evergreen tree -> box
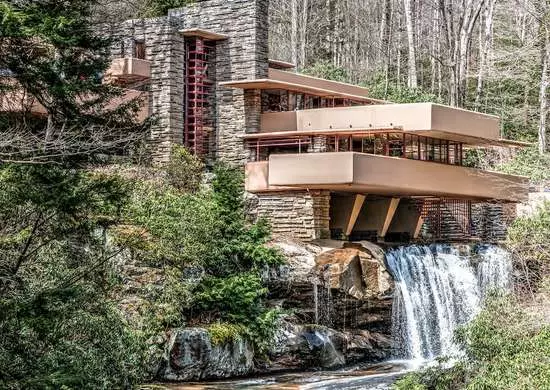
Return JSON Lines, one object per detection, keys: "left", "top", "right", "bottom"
{"left": 0, "top": 0, "right": 147, "bottom": 164}
{"left": 0, "top": 1, "right": 149, "bottom": 388}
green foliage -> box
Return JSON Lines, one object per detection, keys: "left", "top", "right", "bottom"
{"left": 137, "top": 0, "right": 193, "bottom": 17}
{"left": 165, "top": 145, "right": 204, "bottom": 193}
{"left": 302, "top": 60, "right": 350, "bottom": 82}
{"left": 506, "top": 201, "right": 550, "bottom": 291}
{"left": 0, "top": 165, "right": 146, "bottom": 389}
{"left": 498, "top": 146, "right": 550, "bottom": 186}
{"left": 393, "top": 373, "right": 427, "bottom": 390}
{"left": 365, "top": 76, "right": 442, "bottom": 103}
{"left": 394, "top": 361, "right": 469, "bottom": 390}
{"left": 204, "top": 164, "right": 284, "bottom": 276}
{"left": 0, "top": 0, "right": 147, "bottom": 164}
{"left": 207, "top": 322, "right": 246, "bottom": 345}
{"left": 122, "top": 163, "right": 283, "bottom": 356}
{"left": 462, "top": 148, "right": 486, "bottom": 169}
{"left": 123, "top": 181, "right": 217, "bottom": 267}
{"left": 140, "top": 266, "right": 194, "bottom": 330}
{"left": 0, "top": 288, "right": 144, "bottom": 390}
{"left": 246, "top": 308, "right": 282, "bottom": 356}
{"left": 193, "top": 273, "right": 267, "bottom": 323}
{"left": 193, "top": 273, "right": 281, "bottom": 355}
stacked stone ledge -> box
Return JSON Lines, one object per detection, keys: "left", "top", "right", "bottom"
{"left": 253, "top": 190, "right": 331, "bottom": 241}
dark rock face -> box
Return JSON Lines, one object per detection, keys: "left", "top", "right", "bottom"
{"left": 159, "top": 328, "right": 254, "bottom": 381}
{"left": 266, "top": 321, "right": 392, "bottom": 371}
{"left": 266, "top": 239, "right": 394, "bottom": 336}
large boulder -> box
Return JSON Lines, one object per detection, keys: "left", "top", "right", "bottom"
{"left": 159, "top": 328, "right": 254, "bottom": 381}
{"left": 266, "top": 321, "right": 392, "bottom": 371}
{"left": 264, "top": 238, "right": 322, "bottom": 285}
{"left": 315, "top": 242, "right": 393, "bottom": 300}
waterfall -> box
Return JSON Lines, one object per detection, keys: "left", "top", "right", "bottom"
{"left": 387, "top": 244, "right": 511, "bottom": 362}
{"left": 313, "top": 265, "right": 334, "bottom": 327}
{"left": 476, "top": 244, "right": 512, "bottom": 297}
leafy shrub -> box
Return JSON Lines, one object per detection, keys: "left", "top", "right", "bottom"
{"left": 123, "top": 181, "right": 217, "bottom": 267}
{"left": 193, "top": 273, "right": 267, "bottom": 323}
{"left": 246, "top": 308, "right": 282, "bottom": 356}
{"left": 0, "top": 166, "right": 146, "bottom": 390}
{"left": 121, "top": 163, "right": 283, "bottom": 357}
{"left": 140, "top": 266, "right": 195, "bottom": 330}
{"left": 0, "top": 288, "right": 145, "bottom": 390}
{"left": 207, "top": 322, "right": 246, "bottom": 345}
{"left": 204, "top": 164, "right": 284, "bottom": 276}
{"left": 165, "top": 145, "right": 204, "bottom": 193}
{"left": 192, "top": 273, "right": 281, "bottom": 355}
{"left": 393, "top": 373, "right": 427, "bottom": 390}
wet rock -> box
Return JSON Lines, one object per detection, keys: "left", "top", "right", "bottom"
{"left": 345, "top": 329, "right": 392, "bottom": 362}
{"left": 159, "top": 328, "right": 254, "bottom": 381}
{"left": 268, "top": 322, "right": 344, "bottom": 370}
{"left": 316, "top": 247, "right": 366, "bottom": 300}
{"left": 267, "top": 321, "right": 391, "bottom": 371}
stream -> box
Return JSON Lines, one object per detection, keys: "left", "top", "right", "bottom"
{"left": 161, "top": 360, "right": 415, "bottom": 389}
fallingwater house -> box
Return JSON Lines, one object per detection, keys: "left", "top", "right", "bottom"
{"left": 3, "top": 0, "right": 529, "bottom": 243}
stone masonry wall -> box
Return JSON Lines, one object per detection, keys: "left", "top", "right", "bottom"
{"left": 252, "top": 191, "right": 331, "bottom": 241}
{"left": 170, "top": 0, "right": 269, "bottom": 165}
{"left": 107, "top": 0, "right": 269, "bottom": 164}
{"left": 107, "top": 17, "right": 185, "bottom": 163}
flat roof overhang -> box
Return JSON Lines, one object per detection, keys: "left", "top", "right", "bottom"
{"left": 268, "top": 59, "right": 296, "bottom": 69}
{"left": 179, "top": 28, "right": 228, "bottom": 41}
{"left": 245, "top": 152, "right": 529, "bottom": 203}
{"left": 220, "top": 68, "right": 386, "bottom": 104}
{"left": 252, "top": 103, "right": 520, "bottom": 147}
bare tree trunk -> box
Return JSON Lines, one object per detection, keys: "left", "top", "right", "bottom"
{"left": 381, "top": 0, "right": 392, "bottom": 97}
{"left": 475, "top": 0, "right": 496, "bottom": 108}
{"left": 430, "top": 7, "right": 438, "bottom": 93}
{"left": 539, "top": 20, "right": 550, "bottom": 154}
{"left": 403, "top": 0, "right": 418, "bottom": 88}
{"left": 291, "top": 0, "right": 298, "bottom": 65}
{"left": 300, "top": 0, "right": 308, "bottom": 68}
{"left": 456, "top": 0, "right": 484, "bottom": 106}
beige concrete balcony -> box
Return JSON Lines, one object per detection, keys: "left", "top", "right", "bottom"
{"left": 105, "top": 58, "right": 151, "bottom": 85}
{"left": 105, "top": 89, "right": 149, "bottom": 122}
{"left": 258, "top": 103, "right": 509, "bottom": 146}
{"left": 0, "top": 85, "right": 148, "bottom": 122}
{"left": 246, "top": 152, "right": 528, "bottom": 202}
{"left": 0, "top": 88, "right": 47, "bottom": 116}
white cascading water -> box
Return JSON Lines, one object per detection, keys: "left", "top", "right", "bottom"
{"left": 386, "top": 244, "right": 511, "bottom": 363}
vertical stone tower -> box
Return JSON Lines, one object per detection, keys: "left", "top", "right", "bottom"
{"left": 110, "top": 0, "right": 269, "bottom": 164}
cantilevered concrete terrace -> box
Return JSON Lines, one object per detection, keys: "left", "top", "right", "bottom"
{"left": 256, "top": 103, "right": 525, "bottom": 147}
{"left": 221, "top": 68, "right": 385, "bottom": 104}
{"left": 0, "top": 62, "right": 150, "bottom": 122}
{"left": 246, "top": 152, "right": 529, "bottom": 203}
